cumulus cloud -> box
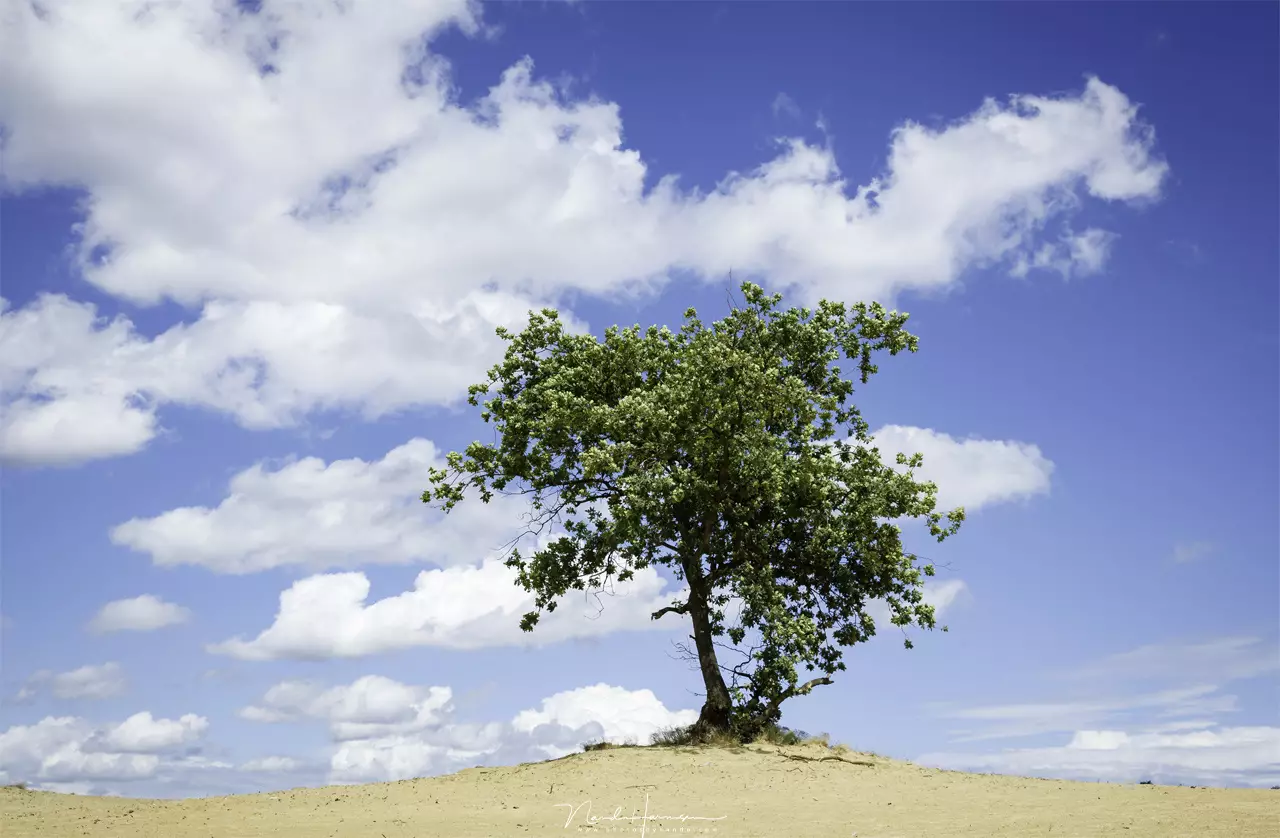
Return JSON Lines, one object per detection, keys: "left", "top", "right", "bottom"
{"left": 0, "top": 290, "right": 556, "bottom": 466}
{"left": 0, "top": 384, "right": 158, "bottom": 467}
{"left": 208, "top": 557, "right": 685, "bottom": 660}
{"left": 0, "top": 711, "right": 208, "bottom": 788}
{"left": 511, "top": 683, "right": 698, "bottom": 745}
{"left": 87, "top": 595, "right": 191, "bottom": 633}
{"left": 110, "top": 439, "right": 535, "bottom": 574}
{"left": 916, "top": 725, "right": 1280, "bottom": 788}
{"left": 871, "top": 425, "right": 1054, "bottom": 511}
{"left": 240, "top": 676, "right": 453, "bottom": 741}
{"left": 17, "top": 663, "right": 127, "bottom": 701}
{"left": 241, "top": 675, "right": 696, "bottom": 784}
{"left": 91, "top": 712, "right": 209, "bottom": 754}
{"left": 0, "top": 1, "right": 1166, "bottom": 466}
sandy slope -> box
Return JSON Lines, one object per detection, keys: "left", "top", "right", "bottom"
{"left": 3, "top": 742, "right": 1276, "bottom": 837}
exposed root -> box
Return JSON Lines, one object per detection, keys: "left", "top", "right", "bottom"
{"left": 769, "top": 750, "right": 877, "bottom": 768}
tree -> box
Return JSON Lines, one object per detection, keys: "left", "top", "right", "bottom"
{"left": 423, "top": 282, "right": 964, "bottom": 740}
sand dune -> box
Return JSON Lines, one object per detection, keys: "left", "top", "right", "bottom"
{"left": 3, "top": 742, "right": 1276, "bottom": 837}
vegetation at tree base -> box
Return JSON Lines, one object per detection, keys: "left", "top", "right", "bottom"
{"left": 423, "top": 281, "right": 964, "bottom": 742}
{"left": 583, "top": 721, "right": 840, "bottom": 752}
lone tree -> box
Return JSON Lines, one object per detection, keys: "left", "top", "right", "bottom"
{"left": 423, "top": 282, "right": 963, "bottom": 740}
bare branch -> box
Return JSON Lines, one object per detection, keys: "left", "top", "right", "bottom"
{"left": 761, "top": 676, "right": 834, "bottom": 719}
{"left": 650, "top": 600, "right": 690, "bottom": 621}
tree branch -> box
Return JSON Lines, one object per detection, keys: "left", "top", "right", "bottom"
{"left": 705, "top": 555, "right": 748, "bottom": 586}
{"left": 763, "top": 676, "right": 834, "bottom": 718}
{"left": 650, "top": 599, "right": 690, "bottom": 621}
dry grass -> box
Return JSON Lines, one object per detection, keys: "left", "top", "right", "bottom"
{"left": 3, "top": 739, "right": 1276, "bottom": 837}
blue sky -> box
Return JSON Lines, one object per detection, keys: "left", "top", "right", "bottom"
{"left": 0, "top": 0, "right": 1276, "bottom": 797}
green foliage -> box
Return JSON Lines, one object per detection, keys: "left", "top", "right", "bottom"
{"left": 424, "top": 281, "right": 963, "bottom": 731}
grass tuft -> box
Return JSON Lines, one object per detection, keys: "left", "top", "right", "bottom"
{"left": 581, "top": 736, "right": 639, "bottom": 752}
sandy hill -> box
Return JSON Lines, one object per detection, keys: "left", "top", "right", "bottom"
{"left": 2, "top": 741, "right": 1276, "bottom": 837}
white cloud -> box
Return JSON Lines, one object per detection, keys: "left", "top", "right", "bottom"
{"left": 0, "top": 0, "right": 1166, "bottom": 466}
{"left": 916, "top": 725, "right": 1280, "bottom": 788}
{"left": 87, "top": 594, "right": 191, "bottom": 633}
{"left": 209, "top": 556, "right": 686, "bottom": 660}
{"left": 110, "top": 439, "right": 535, "bottom": 574}
{"left": 863, "top": 578, "right": 969, "bottom": 633}
{"left": 0, "top": 290, "right": 557, "bottom": 467}
{"left": 18, "top": 663, "right": 127, "bottom": 701}
{"left": 329, "top": 732, "right": 487, "bottom": 784}
{"left": 241, "top": 675, "right": 696, "bottom": 784}
{"left": 871, "top": 425, "right": 1054, "bottom": 511}
{"left": 1010, "top": 228, "right": 1117, "bottom": 279}
{"left": 91, "top": 712, "right": 208, "bottom": 754}
{"left": 1065, "top": 228, "right": 1116, "bottom": 274}
{"left": 0, "top": 383, "right": 158, "bottom": 467}
{"left": 0, "top": 718, "right": 157, "bottom": 784}
{"left": 240, "top": 675, "right": 452, "bottom": 741}
{"left": 512, "top": 682, "right": 697, "bottom": 745}
{"left": 0, "top": 711, "right": 208, "bottom": 787}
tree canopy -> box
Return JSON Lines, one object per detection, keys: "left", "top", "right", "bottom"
{"left": 423, "top": 281, "right": 963, "bottom": 739}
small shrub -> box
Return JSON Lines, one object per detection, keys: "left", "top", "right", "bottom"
{"left": 649, "top": 723, "right": 739, "bottom": 748}
{"left": 582, "top": 736, "right": 639, "bottom": 753}
{"left": 648, "top": 725, "right": 696, "bottom": 747}
{"left": 754, "top": 724, "right": 807, "bottom": 746}
{"left": 649, "top": 721, "right": 858, "bottom": 751}
{"left": 801, "top": 732, "right": 832, "bottom": 748}
{"left": 1139, "top": 780, "right": 1153, "bottom": 785}
{"left": 630, "top": 721, "right": 860, "bottom": 753}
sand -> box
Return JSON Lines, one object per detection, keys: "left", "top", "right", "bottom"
{"left": 3, "top": 742, "right": 1276, "bottom": 837}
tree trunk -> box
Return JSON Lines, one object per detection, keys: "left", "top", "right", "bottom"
{"left": 686, "top": 583, "right": 733, "bottom": 733}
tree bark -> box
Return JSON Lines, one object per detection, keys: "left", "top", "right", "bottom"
{"left": 686, "top": 580, "right": 733, "bottom": 733}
